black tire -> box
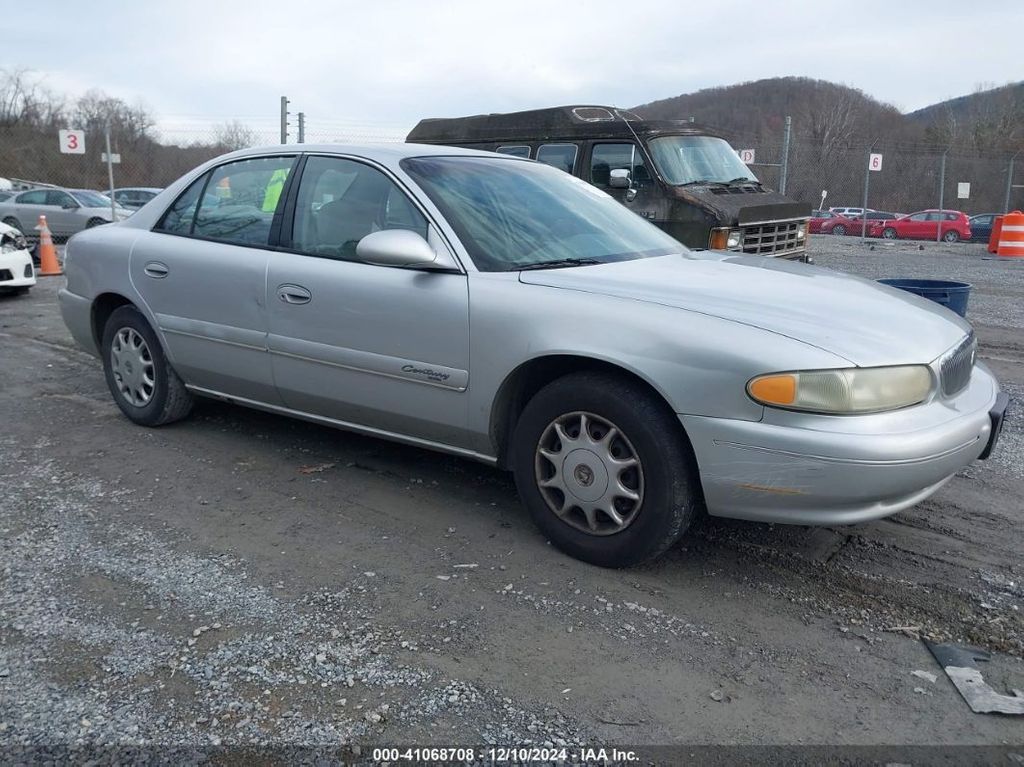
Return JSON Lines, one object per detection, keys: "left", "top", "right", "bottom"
{"left": 2, "top": 216, "right": 22, "bottom": 232}
{"left": 832, "top": 224, "right": 846, "bottom": 236}
{"left": 943, "top": 230, "right": 960, "bottom": 243}
{"left": 882, "top": 227, "right": 898, "bottom": 240}
{"left": 101, "top": 305, "right": 193, "bottom": 426}
{"left": 511, "top": 372, "right": 700, "bottom": 567}
{"left": 86, "top": 217, "right": 107, "bottom": 229}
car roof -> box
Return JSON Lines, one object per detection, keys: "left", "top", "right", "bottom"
{"left": 223, "top": 142, "right": 513, "bottom": 164}
{"left": 114, "top": 187, "right": 163, "bottom": 193}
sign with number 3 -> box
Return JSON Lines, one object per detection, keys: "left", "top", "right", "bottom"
{"left": 59, "top": 129, "right": 86, "bottom": 154}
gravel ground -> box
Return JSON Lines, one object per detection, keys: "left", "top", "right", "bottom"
{"left": 1, "top": 237, "right": 1022, "bottom": 761}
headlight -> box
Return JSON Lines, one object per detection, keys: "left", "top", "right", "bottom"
{"left": 709, "top": 227, "right": 742, "bottom": 250}
{"left": 796, "top": 223, "right": 807, "bottom": 240}
{"left": 747, "top": 366, "right": 932, "bottom": 414}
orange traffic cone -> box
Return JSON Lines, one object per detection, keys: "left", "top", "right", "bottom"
{"left": 35, "top": 215, "right": 62, "bottom": 276}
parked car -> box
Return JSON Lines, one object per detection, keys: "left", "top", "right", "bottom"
{"left": 968, "top": 213, "right": 998, "bottom": 243}
{"left": 58, "top": 144, "right": 1006, "bottom": 567}
{"left": 0, "top": 191, "right": 13, "bottom": 203}
{"left": 829, "top": 206, "right": 866, "bottom": 217}
{"left": 870, "top": 210, "right": 971, "bottom": 242}
{"left": 810, "top": 210, "right": 860, "bottom": 236}
{"left": 0, "top": 221, "right": 35, "bottom": 294}
{"left": 0, "top": 187, "right": 131, "bottom": 239}
{"left": 112, "top": 187, "right": 163, "bottom": 210}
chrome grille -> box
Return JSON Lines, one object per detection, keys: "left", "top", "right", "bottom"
{"left": 940, "top": 334, "right": 976, "bottom": 397}
{"left": 741, "top": 220, "right": 804, "bottom": 256}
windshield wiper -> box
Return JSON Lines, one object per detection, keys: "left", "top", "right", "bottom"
{"left": 515, "top": 257, "right": 602, "bottom": 271}
{"left": 679, "top": 179, "right": 727, "bottom": 187}
{"left": 726, "top": 177, "right": 760, "bottom": 186}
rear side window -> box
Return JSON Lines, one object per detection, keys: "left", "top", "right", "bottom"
{"left": 536, "top": 144, "right": 578, "bottom": 174}
{"left": 192, "top": 157, "right": 295, "bottom": 246}
{"left": 496, "top": 145, "right": 530, "bottom": 158}
{"left": 155, "top": 174, "right": 209, "bottom": 235}
{"left": 17, "top": 190, "right": 47, "bottom": 205}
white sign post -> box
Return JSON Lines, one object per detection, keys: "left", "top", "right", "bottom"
{"left": 738, "top": 148, "right": 756, "bottom": 164}
{"left": 869, "top": 153, "right": 883, "bottom": 172}
{"left": 957, "top": 182, "right": 970, "bottom": 199}
{"left": 59, "top": 129, "right": 86, "bottom": 154}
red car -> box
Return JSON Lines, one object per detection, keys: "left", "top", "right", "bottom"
{"left": 869, "top": 209, "right": 972, "bottom": 242}
{"left": 810, "top": 210, "right": 860, "bottom": 236}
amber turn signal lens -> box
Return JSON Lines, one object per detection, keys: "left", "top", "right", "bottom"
{"left": 747, "top": 374, "right": 797, "bottom": 405}
{"left": 709, "top": 228, "right": 729, "bottom": 250}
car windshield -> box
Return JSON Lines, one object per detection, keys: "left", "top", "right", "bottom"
{"left": 401, "top": 156, "right": 684, "bottom": 272}
{"left": 648, "top": 136, "right": 759, "bottom": 186}
{"left": 71, "top": 190, "right": 115, "bottom": 207}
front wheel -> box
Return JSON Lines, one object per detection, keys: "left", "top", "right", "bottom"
{"left": 2, "top": 216, "right": 22, "bottom": 232}
{"left": 86, "top": 217, "right": 107, "bottom": 229}
{"left": 832, "top": 224, "right": 847, "bottom": 236}
{"left": 511, "top": 372, "right": 700, "bottom": 567}
{"left": 882, "top": 227, "right": 898, "bottom": 239}
{"left": 943, "top": 230, "right": 960, "bottom": 243}
{"left": 101, "top": 305, "right": 193, "bottom": 426}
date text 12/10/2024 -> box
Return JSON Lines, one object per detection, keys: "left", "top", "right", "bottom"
{"left": 372, "top": 746, "right": 640, "bottom": 763}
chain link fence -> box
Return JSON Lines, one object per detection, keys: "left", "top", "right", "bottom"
{"left": 2, "top": 120, "right": 1020, "bottom": 218}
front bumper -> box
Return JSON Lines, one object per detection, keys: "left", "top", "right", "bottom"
{"left": 681, "top": 364, "right": 1003, "bottom": 525}
{"left": 0, "top": 250, "right": 36, "bottom": 288}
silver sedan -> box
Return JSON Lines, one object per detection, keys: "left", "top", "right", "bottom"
{"left": 58, "top": 144, "right": 1007, "bottom": 567}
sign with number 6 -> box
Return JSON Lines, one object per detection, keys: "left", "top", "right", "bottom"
{"left": 59, "top": 129, "right": 86, "bottom": 154}
{"left": 869, "top": 153, "right": 883, "bottom": 172}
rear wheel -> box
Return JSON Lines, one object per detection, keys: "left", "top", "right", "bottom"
{"left": 882, "top": 227, "right": 898, "bottom": 239}
{"left": 832, "top": 224, "right": 846, "bottom": 236}
{"left": 511, "top": 372, "right": 700, "bottom": 567}
{"left": 101, "top": 306, "right": 193, "bottom": 426}
{"left": 943, "top": 230, "right": 960, "bottom": 243}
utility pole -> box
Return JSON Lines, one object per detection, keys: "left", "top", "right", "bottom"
{"left": 297, "top": 112, "right": 305, "bottom": 144}
{"left": 860, "top": 142, "right": 875, "bottom": 243}
{"left": 104, "top": 122, "right": 116, "bottom": 221}
{"left": 1005, "top": 152, "right": 1018, "bottom": 214}
{"left": 936, "top": 151, "right": 947, "bottom": 243}
{"left": 779, "top": 115, "right": 792, "bottom": 196}
{"left": 279, "top": 96, "right": 290, "bottom": 144}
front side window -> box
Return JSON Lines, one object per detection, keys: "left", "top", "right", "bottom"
{"left": 70, "top": 190, "right": 112, "bottom": 207}
{"left": 590, "top": 143, "right": 652, "bottom": 188}
{"left": 289, "top": 156, "right": 427, "bottom": 261}
{"left": 909, "top": 213, "right": 929, "bottom": 222}
{"left": 47, "top": 191, "right": 78, "bottom": 207}
{"left": 17, "top": 190, "right": 48, "bottom": 205}
{"left": 496, "top": 145, "right": 530, "bottom": 158}
{"left": 402, "top": 156, "right": 682, "bottom": 272}
{"left": 192, "top": 156, "right": 295, "bottom": 246}
{"left": 537, "top": 144, "right": 578, "bottom": 174}
{"left": 648, "top": 135, "right": 758, "bottom": 186}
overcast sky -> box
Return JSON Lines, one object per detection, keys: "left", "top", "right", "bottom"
{"left": 7, "top": 0, "right": 1021, "bottom": 140}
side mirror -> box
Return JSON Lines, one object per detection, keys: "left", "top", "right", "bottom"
{"left": 355, "top": 229, "right": 437, "bottom": 269}
{"left": 609, "top": 168, "right": 631, "bottom": 189}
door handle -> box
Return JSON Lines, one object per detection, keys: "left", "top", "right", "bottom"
{"left": 143, "top": 261, "right": 169, "bottom": 278}
{"left": 277, "top": 284, "right": 311, "bottom": 305}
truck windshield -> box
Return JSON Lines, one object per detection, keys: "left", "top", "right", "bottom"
{"left": 402, "top": 156, "right": 684, "bottom": 272}
{"left": 648, "top": 136, "right": 758, "bottom": 186}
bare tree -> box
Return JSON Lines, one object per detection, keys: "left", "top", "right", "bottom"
{"left": 214, "top": 119, "right": 257, "bottom": 151}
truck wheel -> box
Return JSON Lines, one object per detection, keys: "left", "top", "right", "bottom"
{"left": 511, "top": 372, "right": 700, "bottom": 567}
{"left": 101, "top": 306, "right": 193, "bottom": 426}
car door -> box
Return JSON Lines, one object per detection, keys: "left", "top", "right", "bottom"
{"left": 129, "top": 154, "right": 298, "bottom": 404}
{"left": 46, "top": 190, "right": 83, "bottom": 235}
{"left": 903, "top": 212, "right": 929, "bottom": 238}
{"left": 9, "top": 190, "right": 49, "bottom": 232}
{"left": 588, "top": 142, "right": 662, "bottom": 224}
{"left": 265, "top": 154, "right": 471, "bottom": 446}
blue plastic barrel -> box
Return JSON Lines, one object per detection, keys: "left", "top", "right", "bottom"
{"left": 877, "top": 278, "right": 972, "bottom": 317}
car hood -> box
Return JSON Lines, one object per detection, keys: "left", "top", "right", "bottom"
{"left": 518, "top": 253, "right": 971, "bottom": 366}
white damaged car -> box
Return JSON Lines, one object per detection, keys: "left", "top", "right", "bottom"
{"left": 0, "top": 221, "right": 35, "bottom": 295}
